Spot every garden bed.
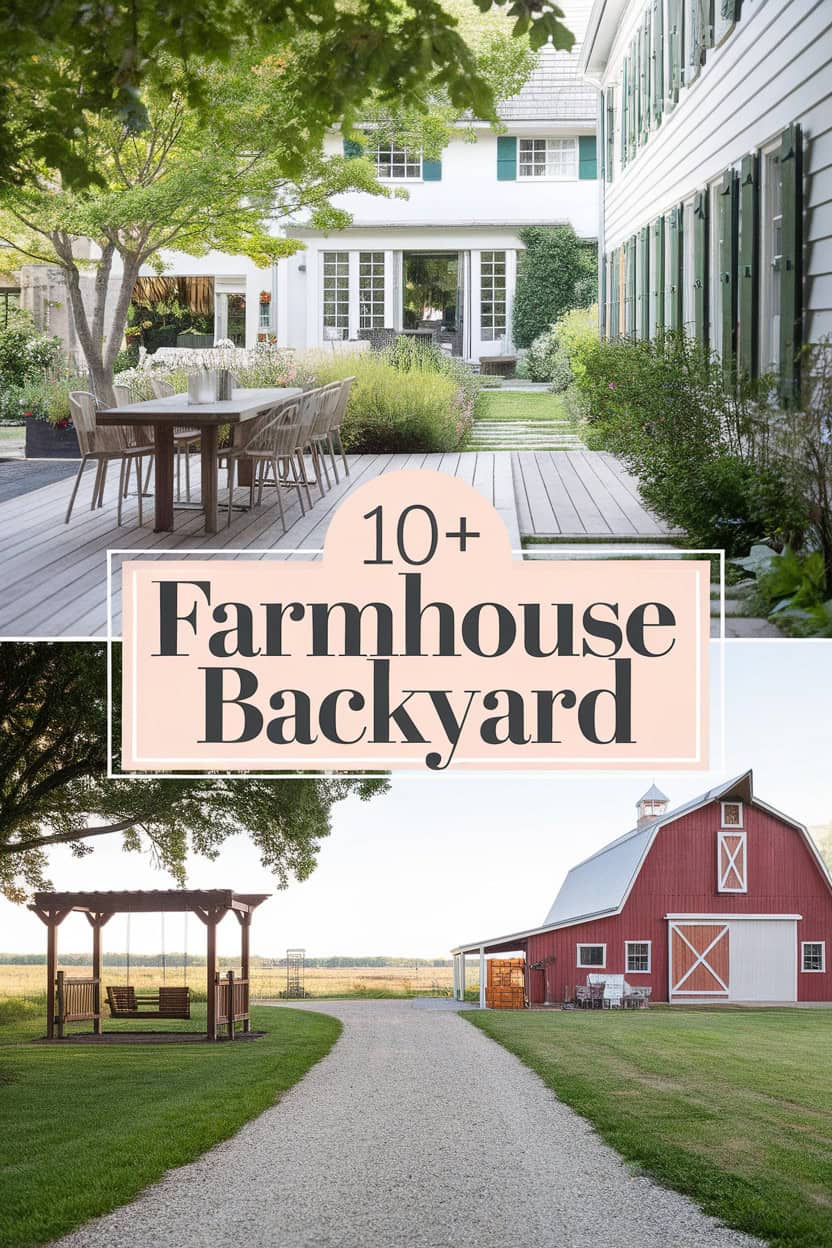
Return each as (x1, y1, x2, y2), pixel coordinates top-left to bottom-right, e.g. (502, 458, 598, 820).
(24, 420, 79, 459)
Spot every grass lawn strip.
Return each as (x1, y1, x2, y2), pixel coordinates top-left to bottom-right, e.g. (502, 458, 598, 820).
(0, 1005, 340, 1248)
(466, 1007, 832, 1248)
(473, 390, 577, 425)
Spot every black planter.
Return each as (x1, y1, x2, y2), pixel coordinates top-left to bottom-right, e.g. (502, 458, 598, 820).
(25, 420, 81, 459)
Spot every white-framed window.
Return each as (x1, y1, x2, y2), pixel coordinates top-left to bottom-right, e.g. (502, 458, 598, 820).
(322, 251, 350, 337)
(625, 941, 651, 973)
(258, 295, 273, 331)
(358, 251, 385, 330)
(801, 942, 826, 973)
(761, 142, 783, 374)
(372, 142, 422, 181)
(480, 251, 507, 341)
(721, 801, 743, 828)
(717, 828, 747, 893)
(577, 943, 606, 968)
(518, 137, 578, 180)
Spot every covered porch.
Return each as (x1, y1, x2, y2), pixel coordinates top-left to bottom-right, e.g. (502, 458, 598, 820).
(451, 933, 531, 1009)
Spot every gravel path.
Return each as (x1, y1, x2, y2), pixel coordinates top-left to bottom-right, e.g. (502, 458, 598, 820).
(54, 1000, 764, 1248)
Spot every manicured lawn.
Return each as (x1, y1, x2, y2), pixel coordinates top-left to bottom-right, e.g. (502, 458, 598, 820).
(467, 1008, 832, 1248)
(474, 390, 572, 423)
(0, 1005, 340, 1248)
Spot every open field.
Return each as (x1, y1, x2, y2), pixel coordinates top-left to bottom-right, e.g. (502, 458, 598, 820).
(0, 961, 467, 1003)
(0, 1004, 340, 1248)
(469, 1007, 832, 1248)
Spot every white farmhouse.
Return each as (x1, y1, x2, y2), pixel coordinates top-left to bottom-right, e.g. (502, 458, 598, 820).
(130, 6, 599, 363)
(583, 0, 832, 396)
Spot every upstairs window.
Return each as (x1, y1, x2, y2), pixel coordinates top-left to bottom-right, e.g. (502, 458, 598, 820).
(721, 801, 743, 828)
(518, 137, 578, 180)
(372, 142, 422, 180)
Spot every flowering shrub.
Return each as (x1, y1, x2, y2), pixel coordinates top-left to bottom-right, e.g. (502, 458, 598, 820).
(0, 312, 61, 391)
(15, 373, 86, 428)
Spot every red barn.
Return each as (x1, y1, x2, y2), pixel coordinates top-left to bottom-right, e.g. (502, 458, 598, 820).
(452, 772, 832, 1007)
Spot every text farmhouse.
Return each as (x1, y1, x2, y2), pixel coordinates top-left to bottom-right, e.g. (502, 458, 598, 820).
(152, 574, 678, 770)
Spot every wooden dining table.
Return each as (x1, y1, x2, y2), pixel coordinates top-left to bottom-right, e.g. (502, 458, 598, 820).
(97, 386, 303, 534)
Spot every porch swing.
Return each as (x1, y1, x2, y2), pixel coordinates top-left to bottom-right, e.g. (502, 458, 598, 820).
(106, 912, 191, 1020)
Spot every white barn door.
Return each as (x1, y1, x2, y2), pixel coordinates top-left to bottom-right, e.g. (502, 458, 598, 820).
(729, 920, 796, 1002)
(669, 917, 797, 1003)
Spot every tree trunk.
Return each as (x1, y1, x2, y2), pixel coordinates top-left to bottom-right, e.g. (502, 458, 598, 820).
(58, 239, 141, 408)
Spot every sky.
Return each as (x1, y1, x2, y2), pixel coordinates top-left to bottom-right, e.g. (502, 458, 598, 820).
(2, 639, 830, 960)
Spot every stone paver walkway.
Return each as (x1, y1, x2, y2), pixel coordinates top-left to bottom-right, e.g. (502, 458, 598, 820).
(54, 1000, 762, 1248)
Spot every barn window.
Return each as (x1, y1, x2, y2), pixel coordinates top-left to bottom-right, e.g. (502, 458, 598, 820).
(717, 828, 747, 892)
(577, 944, 606, 968)
(625, 941, 651, 973)
(721, 800, 743, 827)
(801, 942, 826, 973)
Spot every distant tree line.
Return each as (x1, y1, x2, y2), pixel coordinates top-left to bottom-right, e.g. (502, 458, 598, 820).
(0, 953, 453, 967)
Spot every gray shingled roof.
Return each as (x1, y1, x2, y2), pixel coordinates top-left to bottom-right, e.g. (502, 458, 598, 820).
(498, 3, 597, 123)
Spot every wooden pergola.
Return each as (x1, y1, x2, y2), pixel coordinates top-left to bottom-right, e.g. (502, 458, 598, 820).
(29, 890, 269, 1041)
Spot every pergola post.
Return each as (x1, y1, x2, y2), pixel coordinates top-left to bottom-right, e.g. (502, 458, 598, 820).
(452, 955, 459, 1001)
(238, 912, 251, 1034)
(460, 953, 466, 1002)
(479, 947, 486, 1010)
(206, 912, 218, 1041)
(86, 911, 111, 1036)
(30, 907, 70, 1040)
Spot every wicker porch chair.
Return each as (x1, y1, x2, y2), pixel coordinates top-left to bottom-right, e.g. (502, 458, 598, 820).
(150, 377, 199, 501)
(65, 391, 153, 525)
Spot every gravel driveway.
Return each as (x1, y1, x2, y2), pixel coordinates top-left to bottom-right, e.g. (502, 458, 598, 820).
(55, 999, 764, 1248)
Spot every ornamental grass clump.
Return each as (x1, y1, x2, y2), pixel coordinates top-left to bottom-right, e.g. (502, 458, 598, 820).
(312, 352, 470, 452)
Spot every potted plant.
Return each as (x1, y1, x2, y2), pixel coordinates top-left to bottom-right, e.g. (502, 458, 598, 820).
(21, 377, 82, 458)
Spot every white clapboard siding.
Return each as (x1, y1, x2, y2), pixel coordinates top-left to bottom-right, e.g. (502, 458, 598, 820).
(601, 0, 832, 342)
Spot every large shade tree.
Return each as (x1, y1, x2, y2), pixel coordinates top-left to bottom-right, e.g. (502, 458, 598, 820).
(0, 0, 573, 189)
(0, 12, 539, 403)
(0, 644, 388, 902)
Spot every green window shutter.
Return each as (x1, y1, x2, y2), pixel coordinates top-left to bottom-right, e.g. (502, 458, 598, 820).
(621, 61, 628, 167)
(718, 169, 739, 388)
(721, 0, 741, 19)
(653, 215, 665, 332)
(628, 45, 637, 158)
(778, 123, 803, 401)
(693, 190, 709, 344)
(701, 0, 714, 50)
(738, 152, 759, 380)
(496, 136, 517, 181)
(606, 88, 615, 181)
(343, 139, 364, 159)
(635, 31, 643, 145)
(652, 0, 664, 125)
(638, 225, 650, 340)
(579, 135, 598, 179)
(693, 190, 709, 343)
(669, 205, 684, 331)
(422, 158, 442, 181)
(628, 236, 638, 337)
(599, 252, 608, 339)
(688, 0, 702, 85)
(668, 0, 682, 105)
(641, 12, 651, 141)
(610, 248, 620, 338)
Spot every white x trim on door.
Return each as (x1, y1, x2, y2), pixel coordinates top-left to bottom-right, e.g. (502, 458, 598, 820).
(671, 924, 729, 993)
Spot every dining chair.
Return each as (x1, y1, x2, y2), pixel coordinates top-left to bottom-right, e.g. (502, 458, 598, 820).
(328, 377, 354, 479)
(290, 389, 322, 509)
(65, 391, 153, 525)
(114, 383, 153, 494)
(150, 376, 199, 501)
(309, 383, 342, 493)
(224, 401, 304, 530)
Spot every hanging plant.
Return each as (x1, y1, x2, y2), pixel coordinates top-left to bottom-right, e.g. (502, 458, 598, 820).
(259, 290, 271, 305)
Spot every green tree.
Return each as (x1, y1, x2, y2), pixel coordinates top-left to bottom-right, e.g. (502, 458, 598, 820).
(0, 18, 536, 404)
(0, 643, 387, 902)
(0, 0, 573, 190)
(512, 225, 597, 348)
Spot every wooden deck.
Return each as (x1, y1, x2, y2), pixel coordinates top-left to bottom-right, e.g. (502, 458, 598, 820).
(512, 450, 678, 540)
(0, 450, 676, 639)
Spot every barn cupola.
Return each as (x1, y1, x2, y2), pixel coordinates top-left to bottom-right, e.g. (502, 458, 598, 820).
(636, 784, 669, 828)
